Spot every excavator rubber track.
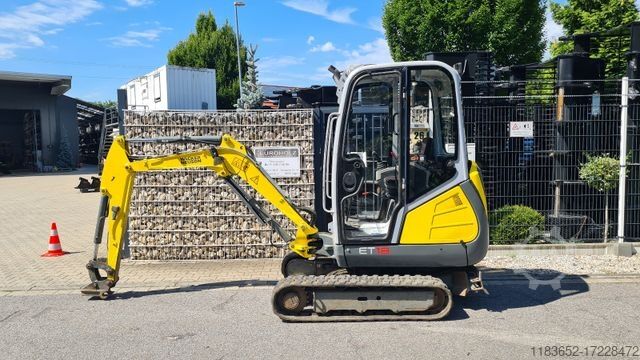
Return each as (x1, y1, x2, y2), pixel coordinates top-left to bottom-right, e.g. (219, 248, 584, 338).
(272, 274, 453, 322)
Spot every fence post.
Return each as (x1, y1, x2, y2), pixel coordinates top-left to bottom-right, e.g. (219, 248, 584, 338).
(617, 77, 629, 243)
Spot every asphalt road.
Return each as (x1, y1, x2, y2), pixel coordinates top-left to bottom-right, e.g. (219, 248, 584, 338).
(1, 281, 639, 360)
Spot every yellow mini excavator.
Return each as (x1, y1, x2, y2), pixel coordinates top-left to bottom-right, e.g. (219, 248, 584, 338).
(82, 61, 489, 321)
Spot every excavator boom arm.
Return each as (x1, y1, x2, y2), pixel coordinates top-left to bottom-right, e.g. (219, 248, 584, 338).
(83, 134, 318, 298)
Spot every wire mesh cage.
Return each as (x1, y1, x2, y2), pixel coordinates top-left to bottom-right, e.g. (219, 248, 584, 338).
(124, 109, 314, 260)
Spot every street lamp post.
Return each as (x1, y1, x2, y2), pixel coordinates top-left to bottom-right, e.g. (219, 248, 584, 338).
(234, 1, 245, 99)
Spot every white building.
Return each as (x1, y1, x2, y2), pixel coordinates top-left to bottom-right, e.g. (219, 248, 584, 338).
(121, 65, 217, 111)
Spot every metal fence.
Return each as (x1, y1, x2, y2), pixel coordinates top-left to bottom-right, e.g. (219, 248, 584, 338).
(463, 78, 640, 243)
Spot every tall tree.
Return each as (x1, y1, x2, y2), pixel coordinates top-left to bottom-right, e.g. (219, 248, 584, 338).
(490, 0, 546, 66)
(550, 0, 639, 78)
(168, 11, 247, 109)
(382, 0, 545, 66)
(236, 45, 264, 110)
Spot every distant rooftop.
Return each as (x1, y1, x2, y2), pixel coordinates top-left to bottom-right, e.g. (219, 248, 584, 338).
(260, 84, 296, 97)
(0, 70, 72, 95)
(121, 64, 216, 87)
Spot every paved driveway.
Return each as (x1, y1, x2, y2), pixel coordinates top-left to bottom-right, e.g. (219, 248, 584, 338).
(0, 170, 280, 295)
(1, 282, 639, 360)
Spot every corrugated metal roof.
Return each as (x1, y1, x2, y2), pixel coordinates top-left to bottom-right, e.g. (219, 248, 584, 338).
(0, 70, 71, 83)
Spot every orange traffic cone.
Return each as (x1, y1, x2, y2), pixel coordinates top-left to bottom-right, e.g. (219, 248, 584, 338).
(41, 222, 67, 257)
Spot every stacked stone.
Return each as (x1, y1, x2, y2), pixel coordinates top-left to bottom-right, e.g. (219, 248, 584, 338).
(124, 110, 315, 260)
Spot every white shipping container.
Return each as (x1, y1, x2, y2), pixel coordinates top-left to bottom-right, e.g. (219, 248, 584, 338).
(121, 65, 217, 111)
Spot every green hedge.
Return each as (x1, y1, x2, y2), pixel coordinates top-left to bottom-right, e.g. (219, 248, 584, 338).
(490, 205, 544, 244)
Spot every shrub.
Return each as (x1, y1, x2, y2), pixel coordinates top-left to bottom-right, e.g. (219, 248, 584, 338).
(490, 205, 544, 245)
(578, 154, 619, 193)
(579, 154, 621, 242)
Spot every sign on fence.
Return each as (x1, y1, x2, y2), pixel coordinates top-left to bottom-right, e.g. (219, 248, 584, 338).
(253, 147, 301, 178)
(509, 121, 534, 137)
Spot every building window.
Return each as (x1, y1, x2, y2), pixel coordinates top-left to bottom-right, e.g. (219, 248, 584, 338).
(128, 84, 136, 107)
(153, 73, 161, 102)
(141, 79, 149, 100)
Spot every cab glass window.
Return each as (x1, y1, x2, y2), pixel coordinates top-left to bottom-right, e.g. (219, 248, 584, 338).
(341, 71, 401, 240)
(407, 68, 458, 201)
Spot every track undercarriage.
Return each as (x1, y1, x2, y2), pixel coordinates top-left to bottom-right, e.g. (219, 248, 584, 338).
(273, 256, 485, 322)
(272, 274, 454, 322)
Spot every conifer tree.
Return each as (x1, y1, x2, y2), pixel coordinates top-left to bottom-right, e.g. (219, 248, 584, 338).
(236, 45, 264, 110)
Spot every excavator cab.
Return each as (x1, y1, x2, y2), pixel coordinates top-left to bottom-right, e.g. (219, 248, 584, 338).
(274, 62, 489, 320)
(319, 62, 488, 269)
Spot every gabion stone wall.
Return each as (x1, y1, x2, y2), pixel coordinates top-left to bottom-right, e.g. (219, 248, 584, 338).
(124, 110, 315, 260)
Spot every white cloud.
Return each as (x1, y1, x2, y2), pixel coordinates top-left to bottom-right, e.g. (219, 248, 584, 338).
(125, 0, 153, 7)
(368, 18, 384, 34)
(128, 21, 163, 28)
(0, 0, 102, 59)
(311, 41, 337, 53)
(107, 27, 171, 47)
(307, 35, 315, 44)
(26, 34, 45, 47)
(260, 70, 326, 87)
(42, 28, 63, 35)
(260, 56, 306, 72)
(282, 0, 356, 24)
(259, 56, 312, 85)
(333, 38, 392, 70)
(543, 7, 563, 59)
(0, 44, 20, 60)
(260, 39, 392, 86)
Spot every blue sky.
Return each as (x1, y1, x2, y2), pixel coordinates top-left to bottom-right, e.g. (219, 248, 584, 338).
(0, 0, 569, 102)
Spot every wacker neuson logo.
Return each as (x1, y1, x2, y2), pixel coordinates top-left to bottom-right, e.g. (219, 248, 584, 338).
(179, 155, 202, 165)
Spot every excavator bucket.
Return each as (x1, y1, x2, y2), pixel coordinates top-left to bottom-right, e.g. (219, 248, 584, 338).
(90, 176, 101, 191)
(74, 177, 91, 192)
(75, 176, 101, 193)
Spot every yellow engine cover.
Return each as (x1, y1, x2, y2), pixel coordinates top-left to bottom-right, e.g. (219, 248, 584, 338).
(400, 186, 479, 244)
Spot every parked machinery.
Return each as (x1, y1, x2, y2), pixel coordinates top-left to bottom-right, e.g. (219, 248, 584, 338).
(82, 61, 489, 321)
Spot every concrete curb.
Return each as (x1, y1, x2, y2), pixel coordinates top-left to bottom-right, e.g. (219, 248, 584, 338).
(487, 242, 639, 256)
(2, 273, 640, 296)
